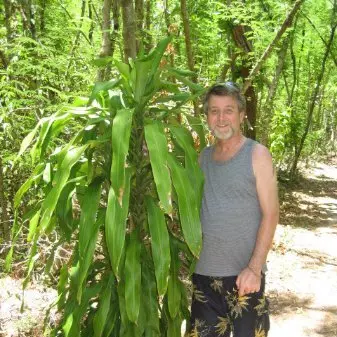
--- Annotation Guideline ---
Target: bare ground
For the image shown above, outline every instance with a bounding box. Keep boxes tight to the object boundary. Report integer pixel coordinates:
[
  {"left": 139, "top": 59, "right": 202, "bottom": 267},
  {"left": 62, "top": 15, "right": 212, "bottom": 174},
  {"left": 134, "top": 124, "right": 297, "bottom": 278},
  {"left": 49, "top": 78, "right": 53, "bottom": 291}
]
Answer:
[
  {"left": 1, "top": 160, "right": 337, "bottom": 336},
  {"left": 267, "top": 159, "right": 337, "bottom": 337}
]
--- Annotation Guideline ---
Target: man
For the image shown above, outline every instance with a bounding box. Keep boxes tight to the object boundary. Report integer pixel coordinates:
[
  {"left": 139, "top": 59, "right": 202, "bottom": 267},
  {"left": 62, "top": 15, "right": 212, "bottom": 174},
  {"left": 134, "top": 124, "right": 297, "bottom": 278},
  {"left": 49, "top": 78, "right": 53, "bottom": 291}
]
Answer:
[{"left": 189, "top": 82, "right": 279, "bottom": 337}]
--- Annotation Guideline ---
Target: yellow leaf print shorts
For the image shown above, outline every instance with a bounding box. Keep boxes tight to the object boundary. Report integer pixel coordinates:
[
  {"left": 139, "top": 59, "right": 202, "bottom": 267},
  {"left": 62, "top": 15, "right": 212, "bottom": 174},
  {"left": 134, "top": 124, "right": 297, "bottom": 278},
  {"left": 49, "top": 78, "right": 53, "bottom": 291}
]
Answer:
[{"left": 188, "top": 273, "right": 270, "bottom": 337}]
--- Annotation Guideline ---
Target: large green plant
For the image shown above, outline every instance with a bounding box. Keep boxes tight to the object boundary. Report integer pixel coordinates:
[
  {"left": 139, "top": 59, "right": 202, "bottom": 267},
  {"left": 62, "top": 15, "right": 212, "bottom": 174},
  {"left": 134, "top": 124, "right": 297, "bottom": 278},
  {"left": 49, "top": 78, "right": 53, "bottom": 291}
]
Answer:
[{"left": 8, "top": 37, "right": 206, "bottom": 336}]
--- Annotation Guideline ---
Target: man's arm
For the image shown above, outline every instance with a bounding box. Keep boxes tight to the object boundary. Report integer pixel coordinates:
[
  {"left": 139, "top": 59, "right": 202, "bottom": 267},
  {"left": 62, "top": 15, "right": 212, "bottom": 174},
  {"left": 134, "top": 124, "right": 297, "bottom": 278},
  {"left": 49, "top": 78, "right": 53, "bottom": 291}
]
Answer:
[{"left": 236, "top": 144, "right": 279, "bottom": 296}]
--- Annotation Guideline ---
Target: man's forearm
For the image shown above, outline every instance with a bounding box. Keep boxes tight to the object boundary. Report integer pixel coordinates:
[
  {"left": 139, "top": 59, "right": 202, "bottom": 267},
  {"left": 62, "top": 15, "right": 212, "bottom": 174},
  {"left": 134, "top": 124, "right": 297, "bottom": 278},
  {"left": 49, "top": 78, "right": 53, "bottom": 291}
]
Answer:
[{"left": 248, "top": 213, "right": 279, "bottom": 274}]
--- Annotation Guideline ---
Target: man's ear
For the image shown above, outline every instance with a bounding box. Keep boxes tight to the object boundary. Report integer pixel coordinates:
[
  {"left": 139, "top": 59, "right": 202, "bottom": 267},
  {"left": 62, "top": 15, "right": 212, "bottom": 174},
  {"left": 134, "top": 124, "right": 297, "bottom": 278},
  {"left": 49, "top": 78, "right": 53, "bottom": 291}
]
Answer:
[{"left": 240, "top": 111, "right": 245, "bottom": 123}]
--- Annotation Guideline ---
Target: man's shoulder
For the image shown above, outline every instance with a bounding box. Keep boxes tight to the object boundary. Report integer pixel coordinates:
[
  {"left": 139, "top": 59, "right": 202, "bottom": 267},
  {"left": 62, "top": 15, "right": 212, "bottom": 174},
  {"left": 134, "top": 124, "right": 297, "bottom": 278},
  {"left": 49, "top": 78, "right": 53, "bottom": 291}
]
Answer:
[
  {"left": 251, "top": 141, "right": 274, "bottom": 176},
  {"left": 252, "top": 142, "right": 271, "bottom": 158}
]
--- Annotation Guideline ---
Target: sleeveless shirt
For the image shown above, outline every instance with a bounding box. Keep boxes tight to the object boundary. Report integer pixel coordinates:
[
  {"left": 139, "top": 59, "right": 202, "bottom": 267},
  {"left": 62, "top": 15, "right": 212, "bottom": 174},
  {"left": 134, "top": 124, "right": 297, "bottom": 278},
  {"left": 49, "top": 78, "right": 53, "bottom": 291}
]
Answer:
[{"left": 195, "top": 138, "right": 265, "bottom": 277}]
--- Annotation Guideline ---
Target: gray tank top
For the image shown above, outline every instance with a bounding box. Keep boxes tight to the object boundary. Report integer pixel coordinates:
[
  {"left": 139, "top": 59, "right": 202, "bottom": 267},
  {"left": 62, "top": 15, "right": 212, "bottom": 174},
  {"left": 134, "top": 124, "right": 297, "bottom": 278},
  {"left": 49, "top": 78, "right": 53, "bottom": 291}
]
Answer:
[{"left": 195, "top": 138, "right": 264, "bottom": 277}]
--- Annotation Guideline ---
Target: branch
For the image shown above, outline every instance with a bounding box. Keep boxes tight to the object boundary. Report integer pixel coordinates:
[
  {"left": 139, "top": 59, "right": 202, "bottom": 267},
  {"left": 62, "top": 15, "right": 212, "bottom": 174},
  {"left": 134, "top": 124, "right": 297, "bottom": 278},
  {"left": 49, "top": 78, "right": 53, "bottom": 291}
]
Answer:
[
  {"left": 242, "top": 0, "right": 305, "bottom": 93},
  {"left": 301, "top": 11, "right": 337, "bottom": 68}
]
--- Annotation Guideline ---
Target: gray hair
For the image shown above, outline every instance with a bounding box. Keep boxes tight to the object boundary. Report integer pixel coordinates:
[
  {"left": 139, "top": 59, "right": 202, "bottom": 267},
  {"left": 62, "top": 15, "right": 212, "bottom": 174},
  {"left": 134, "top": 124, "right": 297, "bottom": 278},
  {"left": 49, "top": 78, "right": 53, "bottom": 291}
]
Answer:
[{"left": 203, "top": 82, "right": 246, "bottom": 114}]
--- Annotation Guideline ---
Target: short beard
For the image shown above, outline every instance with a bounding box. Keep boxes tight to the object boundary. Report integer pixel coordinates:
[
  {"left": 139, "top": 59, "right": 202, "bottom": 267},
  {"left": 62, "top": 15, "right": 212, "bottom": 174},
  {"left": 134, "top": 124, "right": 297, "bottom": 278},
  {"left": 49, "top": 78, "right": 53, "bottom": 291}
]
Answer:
[{"left": 213, "top": 126, "right": 234, "bottom": 140}]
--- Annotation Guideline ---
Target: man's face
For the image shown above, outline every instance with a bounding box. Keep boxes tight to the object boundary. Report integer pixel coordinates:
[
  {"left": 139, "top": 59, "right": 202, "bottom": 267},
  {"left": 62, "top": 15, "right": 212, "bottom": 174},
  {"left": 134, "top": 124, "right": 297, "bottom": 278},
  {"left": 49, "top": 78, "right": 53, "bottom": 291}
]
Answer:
[{"left": 207, "top": 95, "right": 244, "bottom": 141}]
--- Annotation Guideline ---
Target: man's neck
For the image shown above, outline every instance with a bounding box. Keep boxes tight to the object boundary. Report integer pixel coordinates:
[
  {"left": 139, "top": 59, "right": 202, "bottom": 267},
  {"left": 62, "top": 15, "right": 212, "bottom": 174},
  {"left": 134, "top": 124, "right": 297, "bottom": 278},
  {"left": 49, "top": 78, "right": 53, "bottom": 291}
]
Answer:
[{"left": 215, "top": 134, "right": 244, "bottom": 153}]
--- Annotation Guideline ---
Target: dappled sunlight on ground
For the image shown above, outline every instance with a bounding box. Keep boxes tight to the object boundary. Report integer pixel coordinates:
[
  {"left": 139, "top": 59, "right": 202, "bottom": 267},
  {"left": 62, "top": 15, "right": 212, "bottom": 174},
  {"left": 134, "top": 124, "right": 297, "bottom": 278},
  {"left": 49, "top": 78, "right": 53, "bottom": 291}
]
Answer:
[{"left": 267, "top": 159, "right": 337, "bottom": 337}]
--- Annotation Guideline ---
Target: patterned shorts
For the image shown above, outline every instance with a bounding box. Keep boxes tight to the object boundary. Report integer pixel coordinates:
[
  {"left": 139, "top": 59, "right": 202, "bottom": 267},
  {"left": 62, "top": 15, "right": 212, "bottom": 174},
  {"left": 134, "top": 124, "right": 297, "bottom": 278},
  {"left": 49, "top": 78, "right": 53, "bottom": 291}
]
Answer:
[{"left": 187, "top": 273, "right": 270, "bottom": 337}]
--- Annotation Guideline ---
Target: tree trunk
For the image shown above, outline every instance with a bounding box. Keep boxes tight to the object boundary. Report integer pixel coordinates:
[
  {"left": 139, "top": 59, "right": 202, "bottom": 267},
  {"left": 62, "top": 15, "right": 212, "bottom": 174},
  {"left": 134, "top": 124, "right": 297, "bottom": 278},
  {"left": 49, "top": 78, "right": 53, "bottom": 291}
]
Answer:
[
  {"left": 0, "top": 156, "right": 10, "bottom": 241},
  {"left": 164, "top": 0, "right": 175, "bottom": 70},
  {"left": 121, "top": 0, "right": 137, "bottom": 61},
  {"left": 21, "top": 0, "right": 36, "bottom": 39},
  {"left": 135, "top": 0, "right": 144, "bottom": 52},
  {"left": 96, "top": 0, "right": 116, "bottom": 82},
  {"left": 180, "top": 0, "right": 199, "bottom": 116},
  {"left": 260, "top": 36, "right": 290, "bottom": 145},
  {"left": 230, "top": 23, "right": 256, "bottom": 139},
  {"left": 88, "top": 0, "right": 94, "bottom": 44},
  {"left": 40, "top": 0, "right": 47, "bottom": 34},
  {"left": 290, "top": 19, "right": 337, "bottom": 175},
  {"left": 144, "top": 0, "right": 153, "bottom": 52},
  {"left": 180, "top": 0, "right": 195, "bottom": 77},
  {"left": 3, "top": 0, "right": 13, "bottom": 41}
]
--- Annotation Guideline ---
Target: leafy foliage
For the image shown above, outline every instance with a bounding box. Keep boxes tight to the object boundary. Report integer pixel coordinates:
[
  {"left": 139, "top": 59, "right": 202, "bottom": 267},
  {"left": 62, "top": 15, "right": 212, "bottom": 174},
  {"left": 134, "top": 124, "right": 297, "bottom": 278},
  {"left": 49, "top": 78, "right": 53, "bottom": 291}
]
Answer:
[{"left": 9, "top": 38, "right": 206, "bottom": 336}]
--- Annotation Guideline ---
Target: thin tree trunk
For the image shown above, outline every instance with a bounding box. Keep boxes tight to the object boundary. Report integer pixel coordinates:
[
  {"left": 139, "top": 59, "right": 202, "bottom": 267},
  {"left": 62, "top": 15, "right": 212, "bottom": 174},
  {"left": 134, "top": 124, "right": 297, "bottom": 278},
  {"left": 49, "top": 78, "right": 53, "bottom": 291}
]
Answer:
[
  {"left": 40, "top": 0, "right": 47, "bottom": 34},
  {"left": 88, "top": 0, "right": 94, "bottom": 44},
  {"left": 290, "top": 19, "right": 337, "bottom": 175},
  {"left": 180, "top": 0, "right": 199, "bottom": 116},
  {"left": 164, "top": 0, "right": 175, "bottom": 70},
  {"left": 180, "top": 0, "right": 195, "bottom": 77},
  {"left": 21, "top": 0, "right": 36, "bottom": 39},
  {"left": 0, "top": 157, "right": 10, "bottom": 241},
  {"left": 242, "top": 0, "right": 305, "bottom": 93},
  {"left": 121, "top": 0, "right": 137, "bottom": 61},
  {"left": 0, "top": 50, "right": 9, "bottom": 69},
  {"left": 135, "top": 0, "right": 144, "bottom": 53},
  {"left": 230, "top": 21, "right": 256, "bottom": 138},
  {"left": 4, "top": 0, "right": 13, "bottom": 41},
  {"left": 96, "top": 0, "right": 113, "bottom": 81},
  {"left": 144, "top": 0, "right": 153, "bottom": 52},
  {"left": 302, "top": 12, "right": 337, "bottom": 68},
  {"left": 288, "top": 30, "right": 297, "bottom": 106},
  {"left": 260, "top": 36, "right": 290, "bottom": 145}
]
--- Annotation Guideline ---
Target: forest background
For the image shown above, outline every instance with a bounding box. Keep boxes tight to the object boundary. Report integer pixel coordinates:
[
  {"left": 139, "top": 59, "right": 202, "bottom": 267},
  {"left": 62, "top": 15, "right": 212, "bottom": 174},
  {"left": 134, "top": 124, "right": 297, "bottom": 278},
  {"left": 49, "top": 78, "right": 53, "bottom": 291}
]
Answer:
[{"left": 0, "top": 0, "right": 336, "bottom": 336}]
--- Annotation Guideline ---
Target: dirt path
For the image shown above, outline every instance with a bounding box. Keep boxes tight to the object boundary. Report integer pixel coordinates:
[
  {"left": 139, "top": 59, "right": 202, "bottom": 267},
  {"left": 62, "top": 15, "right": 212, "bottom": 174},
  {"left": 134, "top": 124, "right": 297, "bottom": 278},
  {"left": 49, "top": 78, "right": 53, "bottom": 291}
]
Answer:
[{"left": 267, "top": 160, "right": 337, "bottom": 337}]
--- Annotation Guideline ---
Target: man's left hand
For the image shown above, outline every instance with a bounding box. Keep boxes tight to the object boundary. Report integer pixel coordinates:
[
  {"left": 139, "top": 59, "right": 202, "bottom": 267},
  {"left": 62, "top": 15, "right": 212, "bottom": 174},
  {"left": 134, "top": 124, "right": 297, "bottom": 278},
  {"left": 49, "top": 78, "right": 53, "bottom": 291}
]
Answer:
[{"left": 236, "top": 267, "right": 261, "bottom": 296}]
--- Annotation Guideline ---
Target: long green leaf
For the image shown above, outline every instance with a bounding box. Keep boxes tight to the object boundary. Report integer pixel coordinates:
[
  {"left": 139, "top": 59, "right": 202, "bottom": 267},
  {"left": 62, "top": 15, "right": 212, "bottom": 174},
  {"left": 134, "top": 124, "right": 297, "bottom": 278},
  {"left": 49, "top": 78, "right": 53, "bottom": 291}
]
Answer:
[
  {"left": 30, "top": 116, "right": 55, "bottom": 162},
  {"left": 142, "top": 261, "right": 160, "bottom": 336},
  {"left": 167, "top": 243, "right": 181, "bottom": 319},
  {"left": 110, "top": 108, "right": 134, "bottom": 204},
  {"left": 145, "top": 196, "right": 170, "bottom": 296},
  {"left": 170, "top": 125, "right": 204, "bottom": 206},
  {"left": 185, "top": 114, "right": 207, "bottom": 151},
  {"left": 124, "top": 230, "right": 142, "bottom": 323},
  {"left": 144, "top": 122, "right": 172, "bottom": 214},
  {"left": 27, "top": 209, "right": 41, "bottom": 242},
  {"left": 17, "top": 119, "right": 43, "bottom": 157},
  {"left": 88, "top": 79, "right": 120, "bottom": 105},
  {"left": 105, "top": 168, "right": 131, "bottom": 278},
  {"left": 39, "top": 145, "right": 88, "bottom": 232},
  {"left": 77, "top": 178, "right": 103, "bottom": 302},
  {"left": 93, "top": 274, "right": 115, "bottom": 337},
  {"left": 167, "top": 154, "right": 202, "bottom": 257},
  {"left": 14, "top": 163, "right": 45, "bottom": 208}
]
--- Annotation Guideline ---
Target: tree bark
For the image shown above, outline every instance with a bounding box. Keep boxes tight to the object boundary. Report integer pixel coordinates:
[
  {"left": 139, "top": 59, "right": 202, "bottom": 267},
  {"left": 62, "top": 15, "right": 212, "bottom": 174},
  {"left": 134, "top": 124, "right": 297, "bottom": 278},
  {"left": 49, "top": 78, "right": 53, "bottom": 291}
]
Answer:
[
  {"left": 96, "top": 0, "right": 115, "bottom": 82},
  {"left": 290, "top": 16, "right": 337, "bottom": 175},
  {"left": 180, "top": 0, "right": 195, "bottom": 77},
  {"left": 135, "top": 0, "right": 144, "bottom": 52},
  {"left": 21, "top": 0, "right": 36, "bottom": 39},
  {"left": 230, "top": 22, "right": 256, "bottom": 138},
  {"left": 121, "top": 0, "right": 137, "bottom": 61}
]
